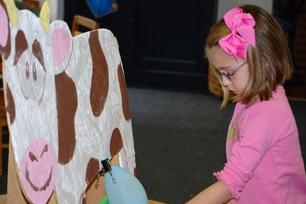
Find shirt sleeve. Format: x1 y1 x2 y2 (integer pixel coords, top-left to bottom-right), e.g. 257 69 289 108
214 107 283 199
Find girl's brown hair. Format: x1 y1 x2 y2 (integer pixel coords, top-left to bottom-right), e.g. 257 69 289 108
205 5 293 106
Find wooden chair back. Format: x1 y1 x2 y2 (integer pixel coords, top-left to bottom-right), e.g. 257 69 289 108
71 15 100 36
22 0 40 9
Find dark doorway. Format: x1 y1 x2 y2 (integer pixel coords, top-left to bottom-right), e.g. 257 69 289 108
273 0 306 99
64 0 218 91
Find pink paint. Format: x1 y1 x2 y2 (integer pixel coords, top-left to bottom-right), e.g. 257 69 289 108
51 28 71 67
0 4 8 47
20 138 57 204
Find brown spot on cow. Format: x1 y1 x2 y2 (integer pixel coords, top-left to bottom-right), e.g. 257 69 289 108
5 84 15 124
32 39 45 71
110 128 123 157
89 31 109 117
55 72 77 164
14 30 28 65
0 0 11 59
86 158 100 185
117 64 131 120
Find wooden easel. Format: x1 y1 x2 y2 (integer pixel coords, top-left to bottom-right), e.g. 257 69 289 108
0 57 9 177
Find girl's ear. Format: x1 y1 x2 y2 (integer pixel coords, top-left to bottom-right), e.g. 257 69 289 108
0 0 11 58
49 21 73 74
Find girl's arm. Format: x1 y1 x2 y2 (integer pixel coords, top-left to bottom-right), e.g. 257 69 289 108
186 181 232 204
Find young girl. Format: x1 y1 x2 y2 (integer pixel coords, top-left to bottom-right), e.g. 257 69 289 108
187 5 306 204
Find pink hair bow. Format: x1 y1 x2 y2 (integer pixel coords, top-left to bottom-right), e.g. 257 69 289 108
219 7 256 59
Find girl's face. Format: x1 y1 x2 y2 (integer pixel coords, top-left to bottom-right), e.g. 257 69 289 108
207 46 250 97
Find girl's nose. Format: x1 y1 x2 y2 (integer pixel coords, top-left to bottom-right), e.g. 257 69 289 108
221 75 231 87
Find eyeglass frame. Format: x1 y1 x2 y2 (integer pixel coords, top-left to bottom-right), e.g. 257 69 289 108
219 61 247 80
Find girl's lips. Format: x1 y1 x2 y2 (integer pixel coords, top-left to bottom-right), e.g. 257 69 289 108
229 90 237 96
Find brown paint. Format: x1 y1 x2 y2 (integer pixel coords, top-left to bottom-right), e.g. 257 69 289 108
32 39 45 71
0 0 11 59
40 144 48 158
14 30 28 65
55 72 77 164
85 158 100 185
29 152 37 162
25 167 53 192
117 64 131 120
110 128 123 157
89 31 109 117
33 64 37 81
5 84 15 124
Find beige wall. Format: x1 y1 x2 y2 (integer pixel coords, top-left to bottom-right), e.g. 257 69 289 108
217 0 273 19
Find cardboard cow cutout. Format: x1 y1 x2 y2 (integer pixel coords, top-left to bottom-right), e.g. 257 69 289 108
0 0 136 203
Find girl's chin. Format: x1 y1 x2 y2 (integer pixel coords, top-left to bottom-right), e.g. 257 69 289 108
229 91 241 102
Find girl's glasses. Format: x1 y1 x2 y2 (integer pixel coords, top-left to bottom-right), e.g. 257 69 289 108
219 61 247 80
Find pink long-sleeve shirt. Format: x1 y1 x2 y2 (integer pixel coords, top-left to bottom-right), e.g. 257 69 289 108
214 86 306 204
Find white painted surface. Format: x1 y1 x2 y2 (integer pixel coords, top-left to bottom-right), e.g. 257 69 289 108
1 3 135 204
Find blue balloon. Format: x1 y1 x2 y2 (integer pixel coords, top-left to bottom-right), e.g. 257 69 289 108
87 0 118 18
104 166 148 204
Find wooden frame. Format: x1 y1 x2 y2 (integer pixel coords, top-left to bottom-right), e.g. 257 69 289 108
71 15 100 36
0 57 8 176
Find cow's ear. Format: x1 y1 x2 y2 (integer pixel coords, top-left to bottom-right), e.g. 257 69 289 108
49 21 72 74
0 0 11 58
